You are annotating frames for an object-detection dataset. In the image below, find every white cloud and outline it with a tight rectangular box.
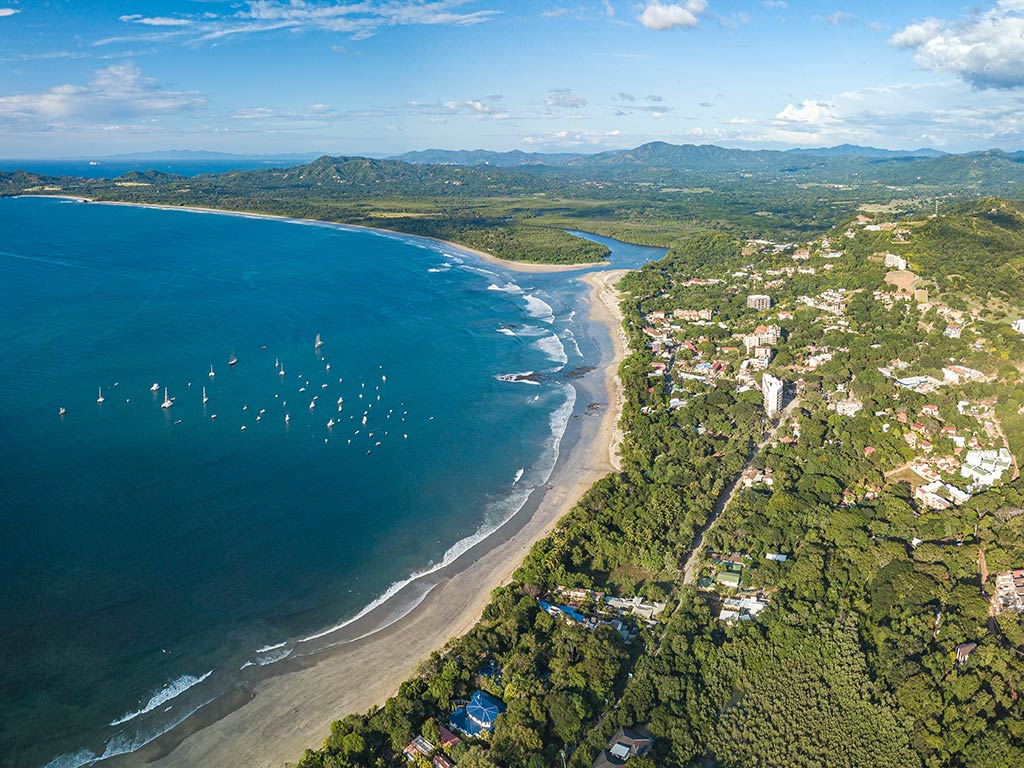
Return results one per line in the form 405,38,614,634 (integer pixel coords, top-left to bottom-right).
761,0,786,8
0,63,204,129
545,88,588,109
891,2,1024,89
603,0,615,17
104,1,501,45
638,0,707,31
522,128,624,147
715,80,1024,150
122,16,194,27
0,7,18,17
407,95,509,119
822,10,854,25
775,99,836,124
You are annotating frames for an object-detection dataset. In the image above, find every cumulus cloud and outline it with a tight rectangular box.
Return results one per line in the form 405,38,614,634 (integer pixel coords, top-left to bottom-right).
775,99,837,124
0,8,19,17
890,2,1024,89
714,81,1024,150
545,88,588,109
761,1,787,8
0,63,204,128
638,0,707,31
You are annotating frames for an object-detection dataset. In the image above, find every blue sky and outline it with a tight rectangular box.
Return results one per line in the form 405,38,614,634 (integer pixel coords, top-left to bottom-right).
2,0,1024,156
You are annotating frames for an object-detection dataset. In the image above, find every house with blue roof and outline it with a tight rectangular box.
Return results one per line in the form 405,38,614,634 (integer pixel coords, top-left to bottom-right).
449,689,506,737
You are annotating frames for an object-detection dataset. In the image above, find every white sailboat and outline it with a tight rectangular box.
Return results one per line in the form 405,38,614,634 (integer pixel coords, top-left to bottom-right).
97,387,105,403
202,386,209,405
150,382,160,392
315,333,323,351
209,365,216,379
161,387,173,409
228,350,237,366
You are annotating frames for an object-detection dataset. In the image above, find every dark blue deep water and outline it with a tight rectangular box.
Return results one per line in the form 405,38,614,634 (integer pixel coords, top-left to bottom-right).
0,197,664,768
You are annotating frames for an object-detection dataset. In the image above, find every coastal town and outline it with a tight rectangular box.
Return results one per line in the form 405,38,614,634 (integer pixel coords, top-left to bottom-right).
292,202,1024,768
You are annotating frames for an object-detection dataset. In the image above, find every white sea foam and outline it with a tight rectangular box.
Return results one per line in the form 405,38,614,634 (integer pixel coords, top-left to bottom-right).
256,647,293,666
41,748,97,768
495,372,541,386
255,641,287,653
98,698,215,761
427,266,450,273
497,328,516,337
298,384,576,648
524,294,555,324
561,329,583,359
513,468,525,485
487,282,523,294
533,333,568,366
44,696,217,768
108,671,212,727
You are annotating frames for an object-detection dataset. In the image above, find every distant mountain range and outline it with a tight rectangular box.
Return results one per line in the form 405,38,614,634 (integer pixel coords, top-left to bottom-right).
391,143,948,168
6,142,1024,200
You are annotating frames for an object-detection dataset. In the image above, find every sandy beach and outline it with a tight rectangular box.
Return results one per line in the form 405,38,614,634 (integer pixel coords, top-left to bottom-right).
101,258,632,766
18,195,607,274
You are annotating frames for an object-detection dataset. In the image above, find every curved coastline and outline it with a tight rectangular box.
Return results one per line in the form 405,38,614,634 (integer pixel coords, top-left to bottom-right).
7,198,638,768
107,281,628,768
14,195,607,273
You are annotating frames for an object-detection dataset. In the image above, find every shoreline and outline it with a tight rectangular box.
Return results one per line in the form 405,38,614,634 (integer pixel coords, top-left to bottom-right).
75,215,634,767
13,194,607,274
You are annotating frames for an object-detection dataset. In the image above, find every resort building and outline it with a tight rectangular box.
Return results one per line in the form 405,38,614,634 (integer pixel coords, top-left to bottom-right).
746,294,773,310
762,373,784,418
961,448,1013,488
719,593,771,623
450,690,506,737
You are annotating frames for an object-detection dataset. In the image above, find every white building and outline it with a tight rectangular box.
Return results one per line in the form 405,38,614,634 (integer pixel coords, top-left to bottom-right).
762,373,784,418
884,252,908,271
746,294,773,310
1013,319,1024,335
961,448,1014,487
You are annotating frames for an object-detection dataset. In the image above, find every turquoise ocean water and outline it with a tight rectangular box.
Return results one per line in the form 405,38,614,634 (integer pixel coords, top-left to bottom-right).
0,198,664,768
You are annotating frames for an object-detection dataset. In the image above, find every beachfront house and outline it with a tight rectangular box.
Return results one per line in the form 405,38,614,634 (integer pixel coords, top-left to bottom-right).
450,689,506,737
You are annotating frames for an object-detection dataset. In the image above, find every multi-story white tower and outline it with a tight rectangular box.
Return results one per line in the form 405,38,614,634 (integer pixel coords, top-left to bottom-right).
762,373,784,418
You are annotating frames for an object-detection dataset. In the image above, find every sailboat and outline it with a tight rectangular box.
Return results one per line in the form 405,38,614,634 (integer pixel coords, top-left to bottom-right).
202,386,209,405
150,382,160,392
228,350,237,366
161,387,174,409
97,387,105,403
209,365,216,379
59,406,67,416
315,333,323,351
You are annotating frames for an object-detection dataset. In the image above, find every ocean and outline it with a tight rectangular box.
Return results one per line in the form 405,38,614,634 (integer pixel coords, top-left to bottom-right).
0,197,664,768
0,159,316,180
